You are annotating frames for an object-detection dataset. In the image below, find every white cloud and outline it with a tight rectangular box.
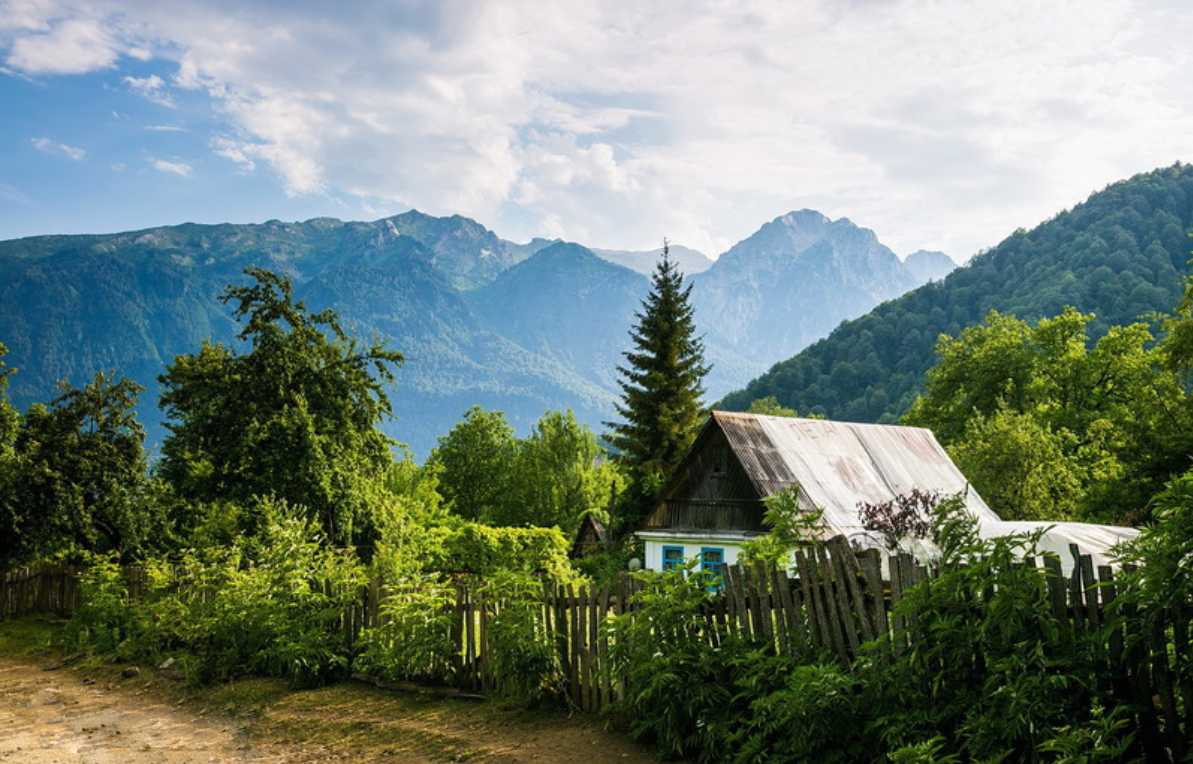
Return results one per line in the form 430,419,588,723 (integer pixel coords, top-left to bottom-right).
151,158,192,177
123,73,174,106
32,135,84,159
5,0,1193,258
6,16,119,74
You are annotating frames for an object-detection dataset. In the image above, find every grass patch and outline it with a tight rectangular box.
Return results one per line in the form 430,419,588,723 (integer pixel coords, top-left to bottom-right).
254,682,492,761
187,676,292,720
0,616,61,657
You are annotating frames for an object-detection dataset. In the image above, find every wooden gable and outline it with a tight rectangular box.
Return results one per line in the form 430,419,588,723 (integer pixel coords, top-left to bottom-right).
569,514,609,559
641,417,768,532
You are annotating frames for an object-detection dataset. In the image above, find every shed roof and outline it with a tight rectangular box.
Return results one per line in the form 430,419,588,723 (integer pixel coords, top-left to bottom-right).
710,411,1000,539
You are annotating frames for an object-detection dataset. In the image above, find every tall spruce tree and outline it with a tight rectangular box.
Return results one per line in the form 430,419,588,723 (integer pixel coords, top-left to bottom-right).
607,245,709,540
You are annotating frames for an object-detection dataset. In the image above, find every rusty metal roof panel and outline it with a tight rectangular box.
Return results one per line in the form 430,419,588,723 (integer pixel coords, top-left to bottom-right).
712,411,998,538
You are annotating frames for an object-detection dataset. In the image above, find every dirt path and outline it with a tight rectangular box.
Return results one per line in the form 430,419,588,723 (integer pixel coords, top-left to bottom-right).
0,656,258,763
0,656,665,764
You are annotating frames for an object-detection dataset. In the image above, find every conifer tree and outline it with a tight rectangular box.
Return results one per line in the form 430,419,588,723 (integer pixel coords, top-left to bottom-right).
607,244,709,539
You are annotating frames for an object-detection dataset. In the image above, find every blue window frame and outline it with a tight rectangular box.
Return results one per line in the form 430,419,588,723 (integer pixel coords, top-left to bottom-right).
701,547,726,585
662,545,685,571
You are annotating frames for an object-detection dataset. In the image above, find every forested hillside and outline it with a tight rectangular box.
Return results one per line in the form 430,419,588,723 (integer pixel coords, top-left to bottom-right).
720,163,1193,420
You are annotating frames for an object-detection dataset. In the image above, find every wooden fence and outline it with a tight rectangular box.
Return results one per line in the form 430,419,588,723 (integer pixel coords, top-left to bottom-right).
3,539,1189,760
2,563,82,618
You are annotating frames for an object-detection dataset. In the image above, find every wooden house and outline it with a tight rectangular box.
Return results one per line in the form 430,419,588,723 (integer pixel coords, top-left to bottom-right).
636,411,1000,572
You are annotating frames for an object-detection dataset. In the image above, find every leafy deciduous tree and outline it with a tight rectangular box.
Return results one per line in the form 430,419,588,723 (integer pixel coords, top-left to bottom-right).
431,407,621,537
427,405,517,522
906,306,1193,522
498,408,623,536
158,267,403,546
1,371,151,566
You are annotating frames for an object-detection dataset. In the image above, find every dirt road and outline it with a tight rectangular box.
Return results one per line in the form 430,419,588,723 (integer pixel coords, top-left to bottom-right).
0,656,664,764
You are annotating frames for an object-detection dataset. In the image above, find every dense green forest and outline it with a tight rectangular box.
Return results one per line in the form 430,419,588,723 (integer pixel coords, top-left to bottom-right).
720,163,1193,423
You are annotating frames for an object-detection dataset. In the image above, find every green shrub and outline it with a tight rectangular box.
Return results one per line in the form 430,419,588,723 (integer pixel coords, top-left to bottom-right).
63,553,131,654
428,522,576,580
606,563,737,761
355,575,458,684
64,506,366,688
180,511,366,687
726,657,869,764
484,571,565,705
865,499,1124,763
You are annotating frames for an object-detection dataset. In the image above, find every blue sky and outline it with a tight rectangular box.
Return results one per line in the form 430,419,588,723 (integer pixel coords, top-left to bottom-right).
4,0,1193,261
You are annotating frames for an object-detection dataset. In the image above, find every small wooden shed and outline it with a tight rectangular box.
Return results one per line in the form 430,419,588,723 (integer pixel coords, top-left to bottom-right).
569,514,610,560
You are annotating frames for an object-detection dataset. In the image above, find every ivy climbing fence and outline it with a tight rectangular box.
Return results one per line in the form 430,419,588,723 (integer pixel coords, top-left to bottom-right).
2,538,1190,758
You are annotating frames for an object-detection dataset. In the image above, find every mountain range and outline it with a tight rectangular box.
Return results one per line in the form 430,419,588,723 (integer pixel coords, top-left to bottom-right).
0,209,950,457
719,163,1193,421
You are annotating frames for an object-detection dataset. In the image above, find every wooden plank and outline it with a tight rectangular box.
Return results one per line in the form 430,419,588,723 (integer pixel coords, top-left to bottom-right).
824,541,862,654
1067,544,1086,630
771,568,793,656
589,584,601,711
726,564,752,641
893,553,921,641
858,549,888,640
749,561,774,648
811,544,850,661
794,549,828,652
782,568,811,653
580,584,595,712
1043,555,1067,624
566,584,581,708
1151,616,1185,761
831,537,875,645
1078,554,1099,626
466,585,480,691
597,584,612,709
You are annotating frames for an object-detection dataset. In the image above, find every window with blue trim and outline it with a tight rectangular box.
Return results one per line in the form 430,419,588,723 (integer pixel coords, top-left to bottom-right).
662,545,685,571
701,547,726,583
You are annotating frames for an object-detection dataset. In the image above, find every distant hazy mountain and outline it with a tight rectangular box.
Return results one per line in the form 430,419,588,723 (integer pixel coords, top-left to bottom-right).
903,250,957,283
466,242,649,392
0,205,963,457
0,216,601,456
590,244,713,276
719,163,1193,423
690,210,924,365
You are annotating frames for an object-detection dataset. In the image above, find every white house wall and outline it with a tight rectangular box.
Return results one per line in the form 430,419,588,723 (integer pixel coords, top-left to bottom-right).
639,532,753,572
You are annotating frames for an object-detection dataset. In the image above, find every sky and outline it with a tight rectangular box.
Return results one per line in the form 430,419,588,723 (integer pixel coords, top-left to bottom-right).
3,0,1193,262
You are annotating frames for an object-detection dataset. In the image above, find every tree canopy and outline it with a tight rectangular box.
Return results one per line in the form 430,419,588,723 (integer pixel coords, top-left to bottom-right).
430,406,620,538
1,372,151,567
427,405,518,523
904,306,1193,523
606,248,709,538
157,267,404,546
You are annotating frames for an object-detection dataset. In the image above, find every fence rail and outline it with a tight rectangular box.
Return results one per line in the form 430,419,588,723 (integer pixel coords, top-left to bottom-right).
2,539,1189,760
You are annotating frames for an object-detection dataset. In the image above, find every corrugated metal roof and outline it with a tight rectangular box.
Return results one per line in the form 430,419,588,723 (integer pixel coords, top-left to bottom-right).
713,411,1000,539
